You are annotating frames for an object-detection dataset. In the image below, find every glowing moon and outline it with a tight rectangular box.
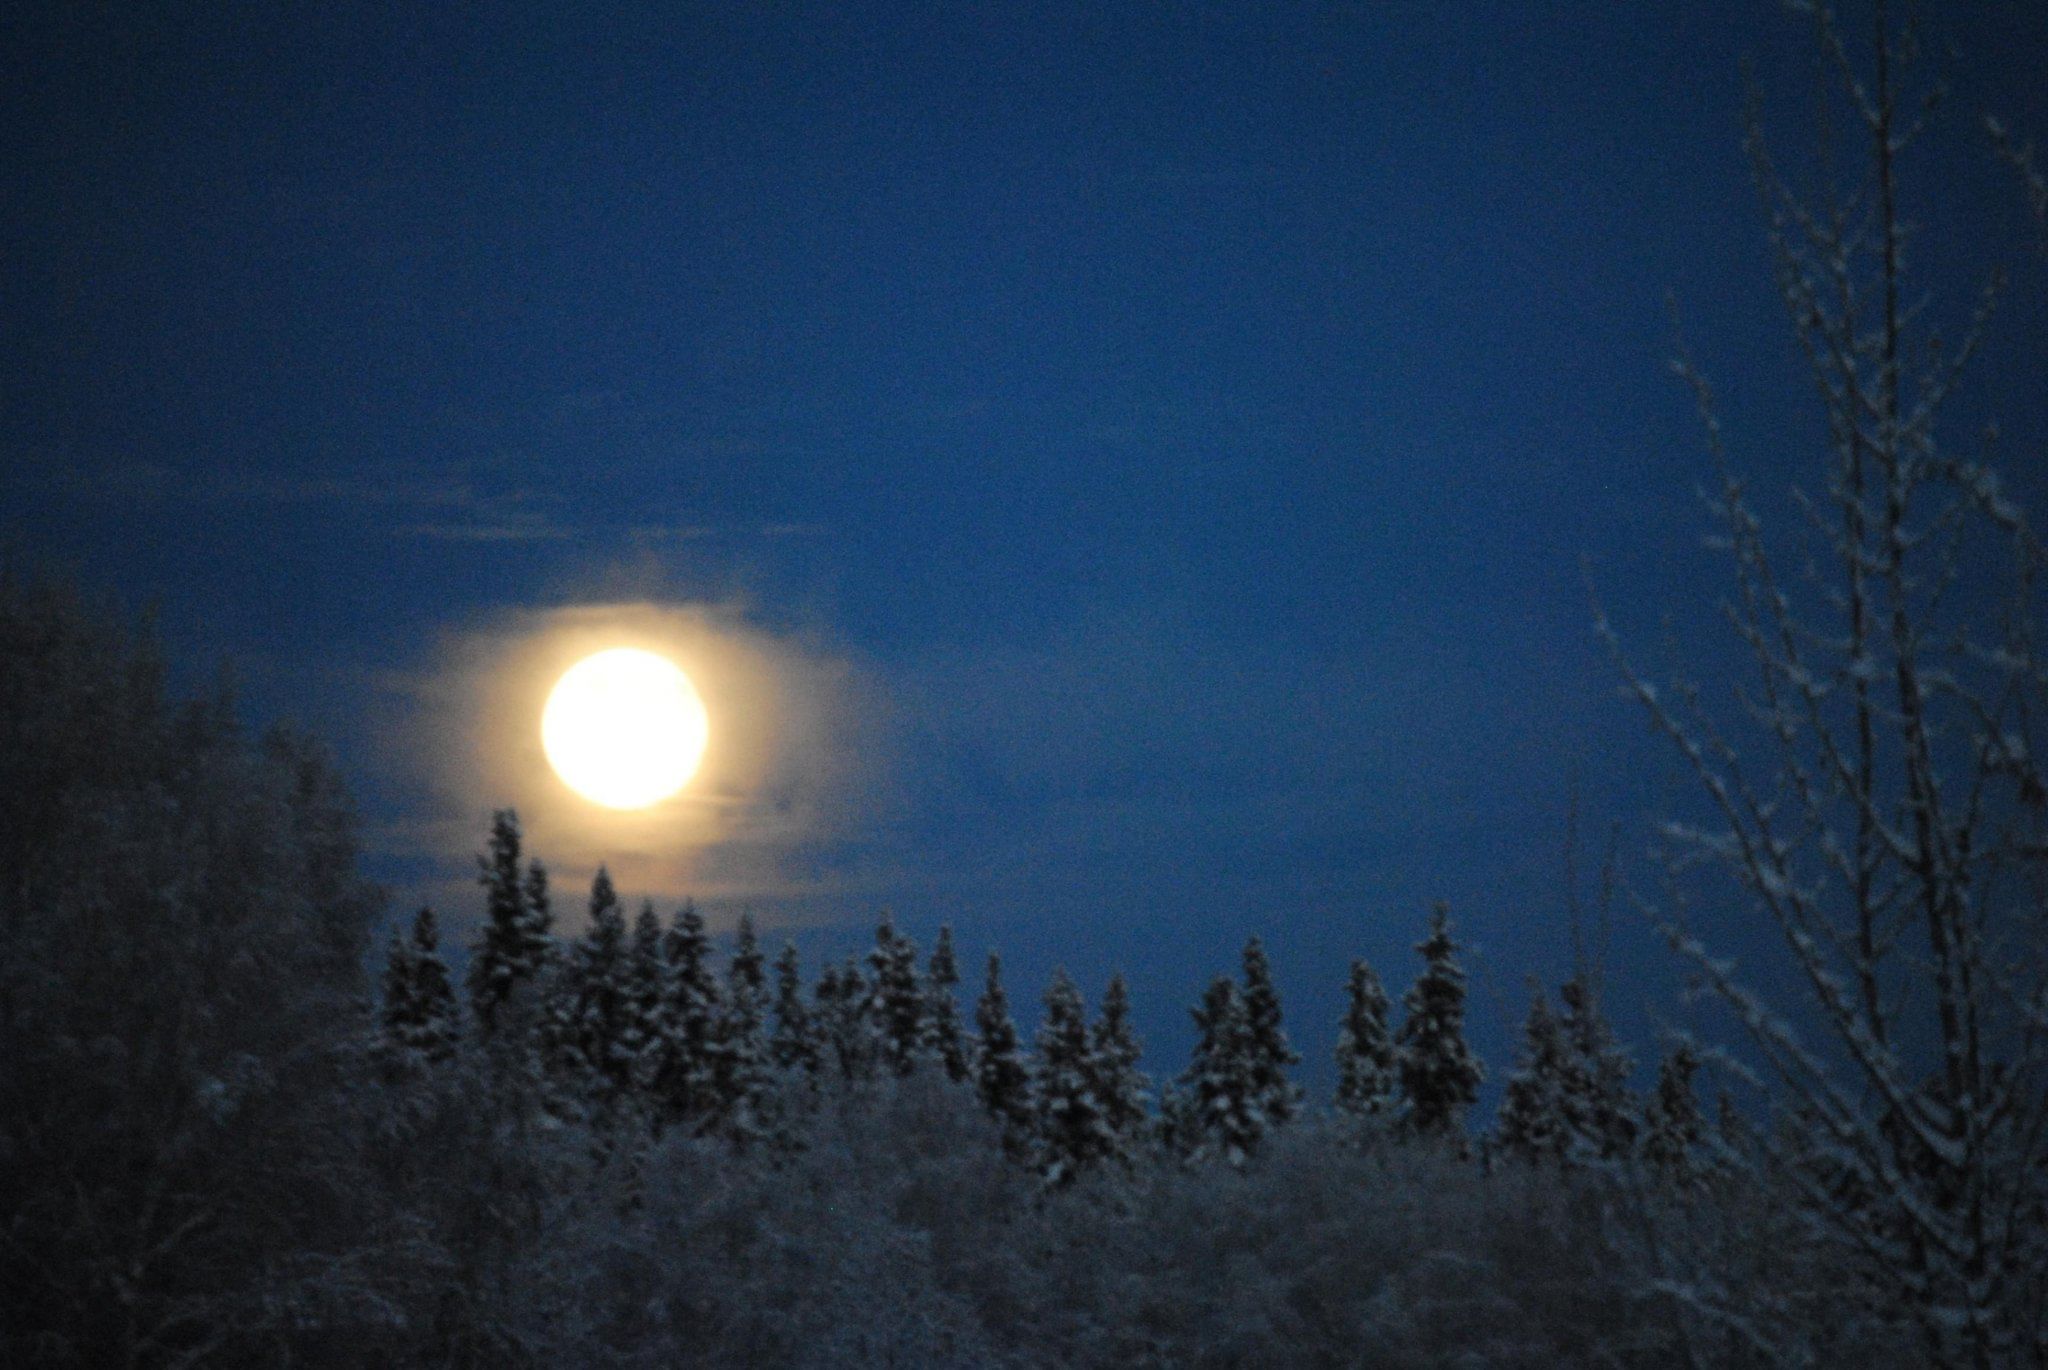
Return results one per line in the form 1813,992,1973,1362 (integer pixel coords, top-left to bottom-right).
542,648,709,809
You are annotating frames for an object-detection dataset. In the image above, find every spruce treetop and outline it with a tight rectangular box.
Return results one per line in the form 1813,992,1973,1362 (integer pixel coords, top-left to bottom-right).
554,869,634,1102
586,866,622,937
770,941,819,1074
469,809,549,1032
1494,985,1569,1165
729,912,766,1006
973,952,1034,1156
1034,969,1114,1186
710,913,772,1146
1089,972,1151,1160
1642,1042,1703,1183
522,858,552,940
866,914,924,1076
1395,903,1483,1139
1556,975,1636,1162
923,924,971,1083
1178,974,1264,1168
1334,958,1398,1121
1239,936,1302,1127
379,926,415,1023
379,908,457,1062
407,905,456,1039
819,955,873,1081
622,901,665,1069
928,924,959,990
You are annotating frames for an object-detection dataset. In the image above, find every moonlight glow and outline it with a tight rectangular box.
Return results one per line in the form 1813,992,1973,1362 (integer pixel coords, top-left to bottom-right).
542,648,709,809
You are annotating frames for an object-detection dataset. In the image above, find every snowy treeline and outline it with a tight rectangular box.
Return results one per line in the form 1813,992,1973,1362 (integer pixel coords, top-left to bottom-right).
0,577,1859,1367
357,809,1778,1367
379,814,1706,1196
0,605,1988,1370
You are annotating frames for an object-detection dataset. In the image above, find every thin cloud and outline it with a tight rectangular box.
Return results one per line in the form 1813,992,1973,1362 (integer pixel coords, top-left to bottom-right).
366,599,898,928
398,515,575,543
16,456,534,513
18,455,600,545
626,524,720,543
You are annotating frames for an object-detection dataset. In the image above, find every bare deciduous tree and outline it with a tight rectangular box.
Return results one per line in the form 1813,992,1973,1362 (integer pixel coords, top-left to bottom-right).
1600,3,2048,1364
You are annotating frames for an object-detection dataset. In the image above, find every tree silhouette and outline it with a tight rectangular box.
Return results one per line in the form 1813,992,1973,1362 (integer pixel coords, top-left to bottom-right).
1333,958,1398,1125
1394,903,1483,1141
469,810,552,1034
380,906,458,1063
973,952,1034,1159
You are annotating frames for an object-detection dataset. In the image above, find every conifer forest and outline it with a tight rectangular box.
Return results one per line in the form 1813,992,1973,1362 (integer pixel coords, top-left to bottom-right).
5,4,2047,1367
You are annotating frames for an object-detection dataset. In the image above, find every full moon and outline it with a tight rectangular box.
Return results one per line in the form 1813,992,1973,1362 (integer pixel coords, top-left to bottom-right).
542,648,709,809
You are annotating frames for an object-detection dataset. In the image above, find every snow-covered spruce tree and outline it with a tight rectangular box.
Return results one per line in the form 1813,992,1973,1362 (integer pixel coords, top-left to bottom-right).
1238,936,1302,1128
1394,903,1483,1143
818,955,875,1082
729,912,766,1008
1641,1042,1705,1187
645,899,722,1131
409,908,459,1048
1493,986,1570,1166
1089,972,1151,1165
973,951,1035,1159
1176,974,1265,1168
379,923,421,1051
1333,957,1399,1126
559,868,635,1108
1597,4,2048,1361
532,954,580,1089
710,912,772,1145
1155,1083,1199,1160
865,914,925,1076
517,860,557,1053
1033,970,1116,1186
813,961,848,1080
770,941,820,1076
620,902,665,1095
1555,975,1637,1163
380,905,459,1062
811,962,842,1069
468,809,553,1036
923,924,971,1083
522,857,552,949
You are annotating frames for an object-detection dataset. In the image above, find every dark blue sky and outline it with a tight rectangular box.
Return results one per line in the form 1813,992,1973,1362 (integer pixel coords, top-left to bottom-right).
6,1,2045,1087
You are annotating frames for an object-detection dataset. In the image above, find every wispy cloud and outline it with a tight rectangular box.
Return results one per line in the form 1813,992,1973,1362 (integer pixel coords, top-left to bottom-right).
12,456,534,514
625,524,720,543
624,521,830,544
397,518,574,543
363,599,895,926
12,456,819,548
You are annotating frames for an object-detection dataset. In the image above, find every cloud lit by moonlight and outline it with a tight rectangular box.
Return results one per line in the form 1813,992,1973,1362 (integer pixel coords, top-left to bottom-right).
387,601,891,921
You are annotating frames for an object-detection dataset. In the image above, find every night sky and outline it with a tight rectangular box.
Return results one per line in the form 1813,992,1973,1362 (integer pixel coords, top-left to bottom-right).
6,1,2045,1086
